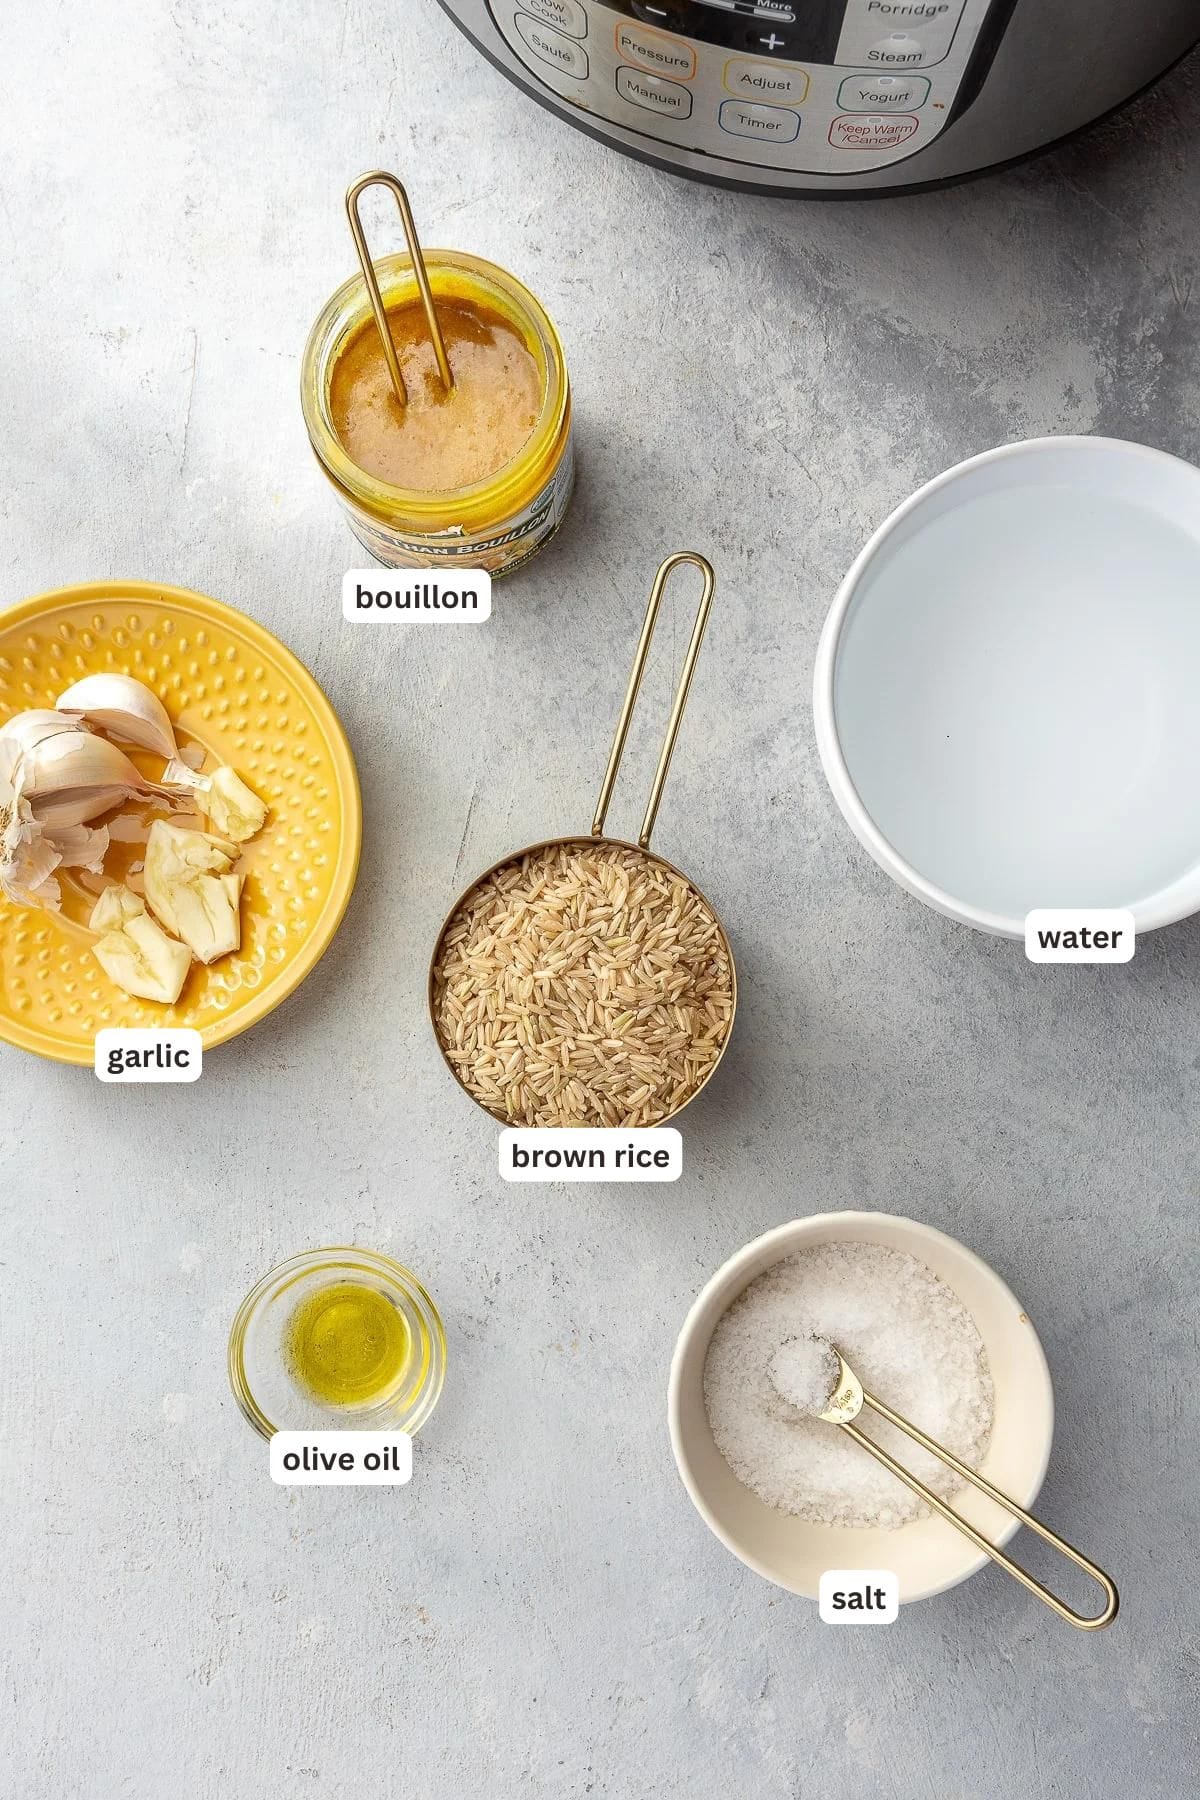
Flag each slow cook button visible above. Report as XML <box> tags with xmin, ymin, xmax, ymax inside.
<box><xmin>523</xmin><ymin>0</ymin><xmax>588</xmax><ymax>38</ymax></box>
<box><xmin>718</xmin><ymin>98</ymin><xmax>800</xmax><ymax>143</ymax></box>
<box><xmin>838</xmin><ymin>72</ymin><xmax>930</xmax><ymax>110</ymax></box>
<box><xmin>514</xmin><ymin>12</ymin><xmax>590</xmax><ymax>79</ymax></box>
<box><xmin>723</xmin><ymin>58</ymin><xmax>810</xmax><ymax>105</ymax></box>
<box><xmin>829</xmin><ymin>112</ymin><xmax>920</xmax><ymax>148</ymax></box>
<box><xmin>615</xmin><ymin>20</ymin><xmax>697</xmax><ymax>80</ymax></box>
<box><xmin>616</xmin><ymin>65</ymin><xmax>694</xmax><ymax>118</ymax></box>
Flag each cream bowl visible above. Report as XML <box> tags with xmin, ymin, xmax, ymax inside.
<box><xmin>668</xmin><ymin>1211</ymin><xmax>1054</xmax><ymax>1605</ymax></box>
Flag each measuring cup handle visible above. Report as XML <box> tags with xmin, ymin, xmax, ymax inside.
<box><xmin>847</xmin><ymin>1392</ymin><xmax>1119</xmax><ymax>1630</ymax></box>
<box><xmin>591</xmin><ymin>552</ymin><xmax>716</xmax><ymax>850</ymax></box>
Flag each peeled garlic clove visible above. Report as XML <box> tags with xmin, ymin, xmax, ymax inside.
<box><xmin>199</xmin><ymin>766</ymin><xmax>267</xmax><ymax>842</ymax></box>
<box><xmin>57</xmin><ymin>675</ymin><xmax>177</xmax><ymax>758</ymax></box>
<box><xmin>90</xmin><ymin>884</ymin><xmax>192</xmax><ymax>1005</ymax></box>
<box><xmin>144</xmin><ymin>821</ymin><xmax>241</xmax><ymax>963</ymax></box>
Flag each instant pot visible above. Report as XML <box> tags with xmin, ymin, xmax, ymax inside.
<box><xmin>436</xmin><ymin>1</ymin><xmax>1199</xmax><ymax>194</ymax></box>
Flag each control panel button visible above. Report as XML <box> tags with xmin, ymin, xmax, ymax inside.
<box><xmin>514</xmin><ymin>12</ymin><xmax>590</xmax><ymax>79</ymax></box>
<box><xmin>616</xmin><ymin>65</ymin><xmax>694</xmax><ymax>119</ymax></box>
<box><xmin>838</xmin><ymin>72</ymin><xmax>930</xmax><ymax>110</ymax></box>
<box><xmin>523</xmin><ymin>0</ymin><xmax>587</xmax><ymax>38</ymax></box>
<box><xmin>718</xmin><ymin>98</ymin><xmax>801</xmax><ymax>144</ymax></box>
<box><xmin>723</xmin><ymin>59</ymin><xmax>809</xmax><ymax>106</ymax></box>
<box><xmin>836</xmin><ymin>2</ymin><xmax>965</xmax><ymax>69</ymax></box>
<box><xmin>865</xmin><ymin>35</ymin><xmax>925</xmax><ymax>67</ymax></box>
<box><xmin>829</xmin><ymin>112</ymin><xmax>920</xmax><ymax>149</ymax></box>
<box><xmin>615</xmin><ymin>20</ymin><xmax>697</xmax><ymax>81</ymax></box>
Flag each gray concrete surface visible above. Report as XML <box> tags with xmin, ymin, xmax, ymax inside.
<box><xmin>2</xmin><ymin>4</ymin><xmax>1199</xmax><ymax>1796</ymax></box>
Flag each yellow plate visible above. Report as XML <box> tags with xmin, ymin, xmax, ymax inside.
<box><xmin>0</xmin><ymin>581</ymin><xmax>362</xmax><ymax>1065</ymax></box>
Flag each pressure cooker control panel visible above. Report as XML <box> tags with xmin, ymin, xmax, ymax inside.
<box><xmin>487</xmin><ymin>0</ymin><xmax>1001</xmax><ymax>173</ymax></box>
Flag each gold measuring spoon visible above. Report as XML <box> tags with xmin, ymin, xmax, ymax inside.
<box><xmin>769</xmin><ymin>1337</ymin><xmax>1119</xmax><ymax>1630</ymax></box>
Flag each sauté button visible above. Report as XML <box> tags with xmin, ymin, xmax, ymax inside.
<box><xmin>866</xmin><ymin>34</ymin><xmax>926</xmax><ymax>66</ymax></box>
<box><xmin>616</xmin><ymin>65</ymin><xmax>694</xmax><ymax>118</ymax></box>
<box><xmin>515</xmin><ymin>12</ymin><xmax>590</xmax><ymax>78</ymax></box>
<box><xmin>838</xmin><ymin>73</ymin><xmax>929</xmax><ymax>110</ymax></box>
<box><xmin>723</xmin><ymin>59</ymin><xmax>809</xmax><ymax>105</ymax></box>
<box><xmin>615</xmin><ymin>20</ymin><xmax>697</xmax><ymax>80</ymax></box>
<box><xmin>523</xmin><ymin>0</ymin><xmax>588</xmax><ymax>38</ymax></box>
<box><xmin>718</xmin><ymin>98</ymin><xmax>800</xmax><ymax>143</ymax></box>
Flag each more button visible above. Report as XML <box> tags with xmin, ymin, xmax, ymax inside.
<box><xmin>718</xmin><ymin>98</ymin><xmax>800</xmax><ymax>144</ymax></box>
<box><xmin>838</xmin><ymin>73</ymin><xmax>929</xmax><ymax>110</ymax></box>
<box><xmin>514</xmin><ymin>12</ymin><xmax>590</xmax><ymax>80</ymax></box>
<box><xmin>616</xmin><ymin>64</ymin><xmax>693</xmax><ymax>119</ymax></box>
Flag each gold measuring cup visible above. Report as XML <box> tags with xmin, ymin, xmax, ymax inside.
<box><xmin>428</xmin><ymin>552</ymin><xmax>736</xmax><ymax>1127</ymax></box>
<box><xmin>813</xmin><ymin>1347</ymin><xmax>1119</xmax><ymax>1630</ymax></box>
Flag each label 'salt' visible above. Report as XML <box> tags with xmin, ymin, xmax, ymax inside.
<box><xmin>94</xmin><ymin>1028</ymin><xmax>202</xmax><ymax>1082</ymax></box>
<box><xmin>819</xmin><ymin>1570</ymin><xmax>899</xmax><ymax>1623</ymax></box>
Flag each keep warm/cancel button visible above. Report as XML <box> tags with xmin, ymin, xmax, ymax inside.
<box><xmin>829</xmin><ymin>113</ymin><xmax>919</xmax><ymax>149</ymax></box>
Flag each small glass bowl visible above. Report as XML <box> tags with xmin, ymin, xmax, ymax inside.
<box><xmin>228</xmin><ymin>1247</ymin><xmax>446</xmax><ymax>1439</ymax></box>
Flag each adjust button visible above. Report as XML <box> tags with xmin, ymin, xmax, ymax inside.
<box><xmin>838</xmin><ymin>73</ymin><xmax>930</xmax><ymax>110</ymax></box>
<box><xmin>718</xmin><ymin>98</ymin><xmax>800</xmax><ymax>144</ymax></box>
<box><xmin>615</xmin><ymin>20</ymin><xmax>697</xmax><ymax>81</ymax></box>
<box><xmin>616</xmin><ymin>65</ymin><xmax>693</xmax><ymax>119</ymax></box>
<box><xmin>723</xmin><ymin>59</ymin><xmax>809</xmax><ymax>106</ymax></box>
<box><xmin>514</xmin><ymin>12</ymin><xmax>590</xmax><ymax>80</ymax></box>
<box><xmin>523</xmin><ymin>0</ymin><xmax>588</xmax><ymax>38</ymax></box>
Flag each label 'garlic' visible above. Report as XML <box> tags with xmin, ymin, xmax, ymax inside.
<box><xmin>144</xmin><ymin>822</ymin><xmax>243</xmax><ymax>963</ymax></box>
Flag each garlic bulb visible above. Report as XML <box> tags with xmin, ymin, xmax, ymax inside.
<box><xmin>5</xmin><ymin>716</ymin><xmax>187</xmax><ymax>824</ymax></box>
<box><xmin>56</xmin><ymin>675</ymin><xmax>209</xmax><ymax>792</ymax></box>
<box><xmin>0</xmin><ymin>751</ymin><xmax>109</xmax><ymax>909</ymax></box>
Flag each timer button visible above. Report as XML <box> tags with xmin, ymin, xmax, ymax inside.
<box><xmin>718</xmin><ymin>98</ymin><xmax>801</xmax><ymax>144</ymax></box>
<box><xmin>514</xmin><ymin>12</ymin><xmax>590</xmax><ymax>79</ymax></box>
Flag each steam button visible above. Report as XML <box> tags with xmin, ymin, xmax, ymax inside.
<box><xmin>866</xmin><ymin>35</ymin><xmax>927</xmax><ymax>67</ymax></box>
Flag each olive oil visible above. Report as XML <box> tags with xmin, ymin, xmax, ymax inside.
<box><xmin>286</xmin><ymin>1281</ymin><xmax>411</xmax><ymax>1408</ymax></box>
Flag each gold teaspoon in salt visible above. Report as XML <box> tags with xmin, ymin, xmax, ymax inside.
<box><xmin>768</xmin><ymin>1335</ymin><xmax>1119</xmax><ymax>1631</ymax></box>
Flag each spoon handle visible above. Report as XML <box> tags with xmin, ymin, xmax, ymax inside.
<box><xmin>839</xmin><ymin>1390</ymin><xmax>1118</xmax><ymax>1630</ymax></box>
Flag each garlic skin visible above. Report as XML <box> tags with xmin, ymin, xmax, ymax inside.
<box><xmin>90</xmin><ymin>884</ymin><xmax>192</xmax><ymax>1005</ymax></box>
<box><xmin>1</xmin><ymin>739</ymin><xmax>110</xmax><ymax>910</ymax></box>
<box><xmin>199</xmin><ymin>766</ymin><xmax>267</xmax><ymax>843</ymax></box>
<box><xmin>0</xmin><ymin>713</ymin><xmax>190</xmax><ymax>826</ymax></box>
<box><xmin>56</xmin><ymin>675</ymin><xmax>209</xmax><ymax>792</ymax></box>
<box><xmin>144</xmin><ymin>822</ymin><xmax>243</xmax><ymax>963</ymax></box>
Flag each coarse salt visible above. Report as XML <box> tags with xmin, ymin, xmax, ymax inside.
<box><xmin>703</xmin><ymin>1242</ymin><xmax>995</xmax><ymax>1530</ymax></box>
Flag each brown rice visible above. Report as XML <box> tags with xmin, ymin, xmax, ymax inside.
<box><xmin>432</xmin><ymin>841</ymin><xmax>733</xmax><ymax>1127</ymax></box>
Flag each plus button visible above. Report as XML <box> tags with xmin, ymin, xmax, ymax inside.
<box><xmin>758</xmin><ymin>32</ymin><xmax>785</xmax><ymax>52</ymax></box>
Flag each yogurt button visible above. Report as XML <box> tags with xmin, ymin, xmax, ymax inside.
<box><xmin>514</xmin><ymin>12</ymin><xmax>590</xmax><ymax>79</ymax></box>
<box><xmin>866</xmin><ymin>35</ymin><xmax>926</xmax><ymax>66</ymax></box>
<box><xmin>838</xmin><ymin>73</ymin><xmax>930</xmax><ymax>110</ymax></box>
<box><xmin>523</xmin><ymin>0</ymin><xmax>588</xmax><ymax>38</ymax></box>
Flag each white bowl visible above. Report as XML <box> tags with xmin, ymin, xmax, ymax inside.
<box><xmin>668</xmin><ymin>1212</ymin><xmax>1053</xmax><ymax>1605</ymax></box>
<box><xmin>813</xmin><ymin>437</ymin><xmax>1200</xmax><ymax>937</ymax></box>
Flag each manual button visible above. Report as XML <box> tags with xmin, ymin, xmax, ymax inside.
<box><xmin>616</xmin><ymin>65</ymin><xmax>693</xmax><ymax>118</ymax></box>
<box><xmin>838</xmin><ymin>73</ymin><xmax>930</xmax><ymax>110</ymax></box>
<box><xmin>515</xmin><ymin>12</ymin><xmax>590</xmax><ymax>79</ymax></box>
<box><xmin>718</xmin><ymin>98</ymin><xmax>800</xmax><ymax>144</ymax></box>
<box><xmin>723</xmin><ymin>59</ymin><xmax>809</xmax><ymax>105</ymax></box>
<box><xmin>615</xmin><ymin>20</ymin><xmax>697</xmax><ymax>81</ymax></box>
